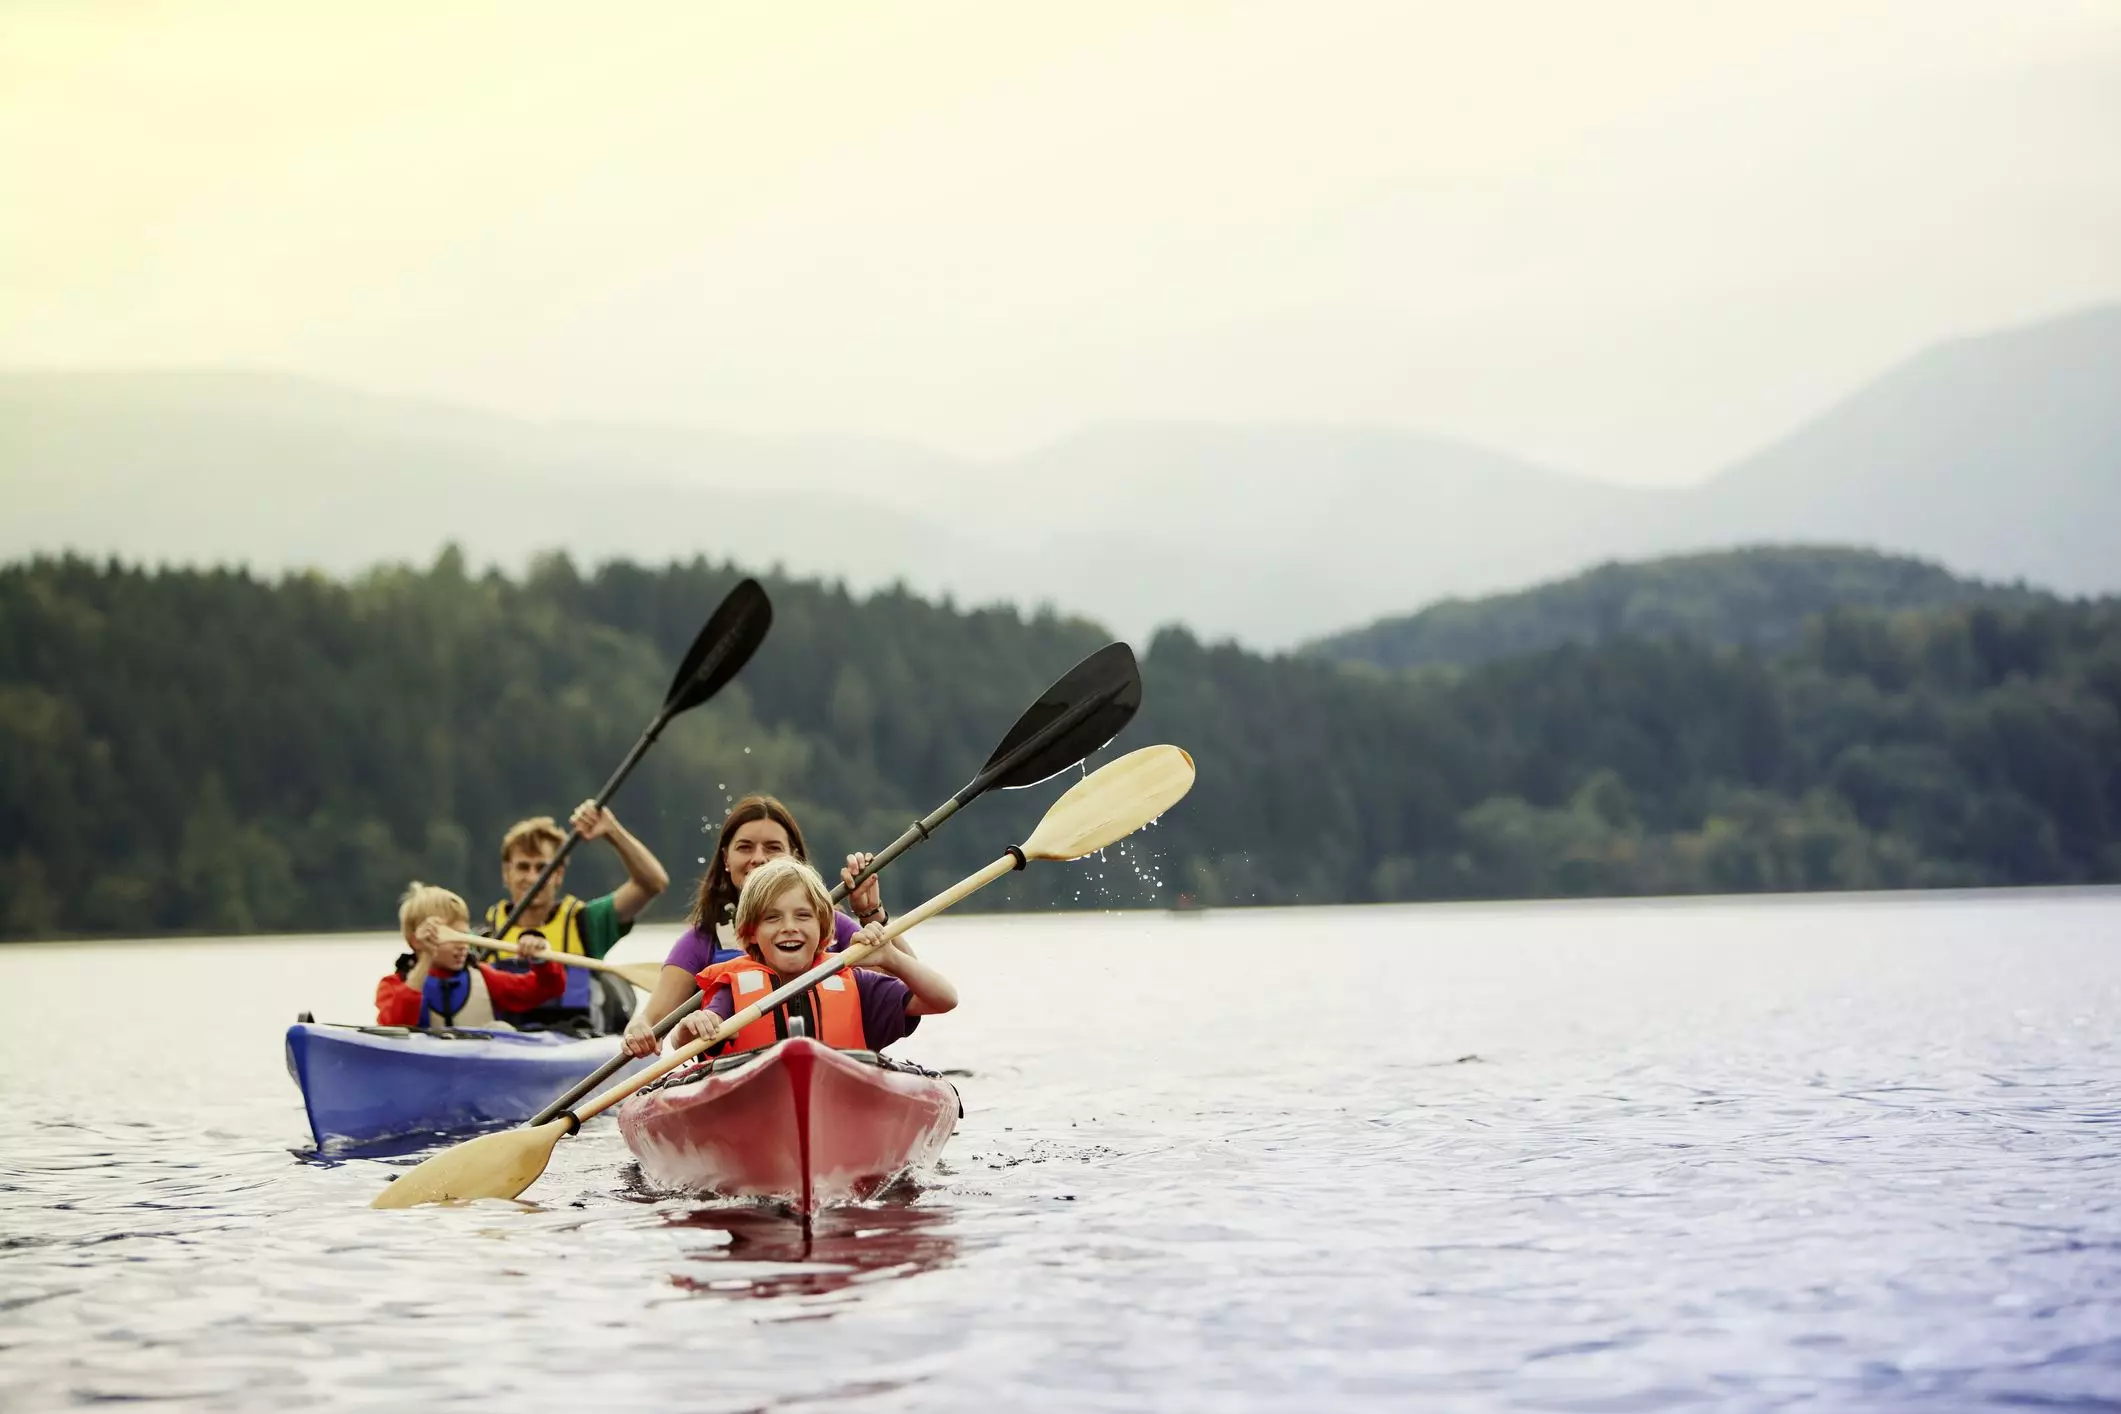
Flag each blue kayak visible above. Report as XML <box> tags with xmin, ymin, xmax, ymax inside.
<box><xmin>285</xmin><ymin>1022</ymin><xmax>647</xmax><ymax>1150</ymax></box>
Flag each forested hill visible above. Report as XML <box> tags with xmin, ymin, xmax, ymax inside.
<box><xmin>1308</xmin><ymin>547</ymin><xmax>2049</xmax><ymax>671</ymax></box>
<box><xmin>3</xmin><ymin>551</ymin><xmax>2118</xmax><ymax>939</ymax></box>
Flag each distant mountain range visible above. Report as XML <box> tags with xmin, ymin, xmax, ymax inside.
<box><xmin>1307</xmin><ymin>546</ymin><xmax>2056</xmax><ymax>671</ymax></box>
<box><xmin>3</xmin><ymin>304</ymin><xmax>2116</xmax><ymax>647</ymax></box>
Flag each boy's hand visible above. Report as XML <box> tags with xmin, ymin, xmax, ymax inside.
<box><xmin>514</xmin><ymin>933</ymin><xmax>549</xmax><ymax>963</ymax></box>
<box><xmin>571</xmin><ymin>800</ymin><xmax>614</xmax><ymax>840</ymax></box>
<box><xmin>851</xmin><ymin>921</ymin><xmax>900</xmax><ymax>971</ymax></box>
<box><xmin>670</xmin><ymin>1012</ymin><xmax>722</xmax><ymax>1048</ymax></box>
<box><xmin>413</xmin><ymin>917</ymin><xmax>444</xmax><ymax>954</ymax></box>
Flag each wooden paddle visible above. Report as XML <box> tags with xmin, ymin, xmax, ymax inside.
<box><xmin>524</xmin><ymin>640</ymin><xmax>1144</xmax><ymax>1126</ymax></box>
<box><xmin>488</xmin><ymin>577</ymin><xmax>773</xmax><ymax>940</ymax></box>
<box><xmin>370</xmin><ymin>743</ymin><xmax>1195</xmax><ymax>1209</ymax></box>
<box><xmin>428</xmin><ymin>925</ymin><xmax>664</xmax><ymax>993</ymax></box>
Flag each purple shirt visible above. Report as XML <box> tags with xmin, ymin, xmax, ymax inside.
<box><xmin>702</xmin><ymin>968</ymin><xmax>919</xmax><ymax>1051</ymax></box>
<box><xmin>664</xmin><ymin>909</ymin><xmax>860</xmax><ymax>974</ymax></box>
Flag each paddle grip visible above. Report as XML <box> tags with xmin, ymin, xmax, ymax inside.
<box><xmin>490</xmin><ymin>715</ymin><xmax>668</xmax><ymax>938</ymax></box>
<box><xmin>841</xmin><ymin>796</ymin><xmax>965</xmax><ymax>902</ymax></box>
<box><xmin>521</xmin><ymin>796</ymin><xmax>950</xmax><ymax>1127</ymax></box>
<box><xmin>556</xmin><ymin>849</ymin><xmax>1023</xmax><ymax>1128</ymax></box>
<box><xmin>456</xmin><ymin>931</ymin><xmax>637</xmax><ymax>979</ymax></box>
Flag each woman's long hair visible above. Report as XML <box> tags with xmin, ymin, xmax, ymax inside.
<box><xmin>688</xmin><ymin>794</ymin><xmax>810</xmax><ymax>933</ymax></box>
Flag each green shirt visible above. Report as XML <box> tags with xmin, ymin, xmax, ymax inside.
<box><xmin>576</xmin><ymin>892</ymin><xmax>633</xmax><ymax>959</ymax></box>
<box><xmin>483</xmin><ymin>892</ymin><xmax>633</xmax><ymax>959</ymax></box>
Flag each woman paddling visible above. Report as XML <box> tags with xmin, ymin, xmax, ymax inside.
<box><xmin>668</xmin><ymin>856</ymin><xmax>955</xmax><ymax>1056</ymax></box>
<box><xmin>619</xmin><ymin>795</ymin><xmax>891</xmax><ymax>1057</ymax></box>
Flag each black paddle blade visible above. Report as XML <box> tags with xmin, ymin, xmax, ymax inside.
<box><xmin>976</xmin><ymin>641</ymin><xmax>1142</xmax><ymax>793</ymax></box>
<box><xmin>663</xmin><ymin>578</ymin><xmax>773</xmax><ymax>716</ymax></box>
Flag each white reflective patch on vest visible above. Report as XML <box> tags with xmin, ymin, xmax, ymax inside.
<box><xmin>736</xmin><ymin>971</ymin><xmax>767</xmax><ymax>994</ymax></box>
<box><xmin>821</xmin><ymin>975</ymin><xmax>846</xmax><ymax>991</ymax></box>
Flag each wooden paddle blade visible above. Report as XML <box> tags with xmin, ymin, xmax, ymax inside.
<box><xmin>663</xmin><ymin>578</ymin><xmax>773</xmax><ymax>716</ymax></box>
<box><xmin>367</xmin><ymin>1118</ymin><xmax>571</xmax><ymax>1209</ymax></box>
<box><xmin>976</xmin><ymin>642</ymin><xmax>1142</xmax><ymax>793</ymax></box>
<box><xmin>1021</xmin><ymin>745</ymin><xmax>1195</xmax><ymax>861</ymax></box>
<box><xmin>611</xmin><ymin>960</ymin><xmax>664</xmax><ymax>992</ymax></box>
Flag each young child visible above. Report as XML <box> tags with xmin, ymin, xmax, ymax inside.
<box><xmin>376</xmin><ymin>882</ymin><xmax>564</xmax><ymax>1030</ymax></box>
<box><xmin>668</xmin><ymin>856</ymin><xmax>955</xmax><ymax>1056</ymax></box>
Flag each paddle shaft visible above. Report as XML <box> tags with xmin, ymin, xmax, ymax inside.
<box><xmin>490</xmin><ymin>711</ymin><xmax>673</xmax><ymax>939</ymax></box>
<box><xmin>645</xmin><ymin>685</ymin><xmax>1103</xmax><ymax>1014</ymax></box>
<box><xmin>446</xmin><ymin>929</ymin><xmax>647</xmax><ymax>983</ymax></box>
<box><xmin>525</xmin><ymin>759</ymin><xmax>1009</xmax><ymax>1123</ymax></box>
<box><xmin>563</xmin><ymin>851</ymin><xmax>1022</xmax><ymax>1127</ymax></box>
<box><xmin>368</xmin><ymin>746</ymin><xmax>1189</xmax><ymax>1210</ymax></box>
<box><xmin>525</xmin><ymin>865</ymin><xmax>859</xmax><ymax>1125</ymax></box>
<box><xmin>526</xmin><ymin>656</ymin><xmax>1130</xmax><ymax>1125</ymax></box>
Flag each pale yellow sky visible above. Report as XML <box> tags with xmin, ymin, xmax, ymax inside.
<box><xmin>4</xmin><ymin>0</ymin><xmax>2117</xmax><ymax>483</ymax></box>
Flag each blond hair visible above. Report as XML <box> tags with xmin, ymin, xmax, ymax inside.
<box><xmin>500</xmin><ymin>815</ymin><xmax>566</xmax><ymax>863</ymax></box>
<box><xmin>733</xmin><ymin>856</ymin><xmax>834</xmax><ymax>958</ymax></box>
<box><xmin>398</xmin><ymin>880</ymin><xmax>470</xmax><ymax>940</ymax></box>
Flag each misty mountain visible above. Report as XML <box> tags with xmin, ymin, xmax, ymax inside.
<box><xmin>1683</xmin><ymin>304</ymin><xmax>2121</xmax><ymax>593</ymax></box>
<box><xmin>1307</xmin><ymin>546</ymin><xmax>2055</xmax><ymax>671</ymax></box>
<box><xmin>3</xmin><ymin>305</ymin><xmax>2115</xmax><ymax>646</ymax></box>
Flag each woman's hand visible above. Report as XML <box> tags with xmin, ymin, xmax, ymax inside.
<box><xmin>670</xmin><ymin>1011</ymin><xmax>723</xmax><ymax>1049</ymax></box>
<box><xmin>621</xmin><ymin>1015</ymin><xmax>661</xmax><ymax>1058</ymax></box>
<box><xmin>843</xmin><ymin>852</ymin><xmax>884</xmax><ymax>925</ymax></box>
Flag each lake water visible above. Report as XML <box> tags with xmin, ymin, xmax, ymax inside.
<box><xmin>2</xmin><ymin>891</ymin><xmax>2118</xmax><ymax>1411</ymax></box>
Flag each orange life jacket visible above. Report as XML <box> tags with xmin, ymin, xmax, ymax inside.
<box><xmin>693</xmin><ymin>956</ymin><xmax>866</xmax><ymax>1053</ymax></box>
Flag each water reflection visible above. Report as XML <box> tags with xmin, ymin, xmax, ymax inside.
<box><xmin>659</xmin><ymin>1201</ymin><xmax>959</xmax><ymax>1301</ymax></box>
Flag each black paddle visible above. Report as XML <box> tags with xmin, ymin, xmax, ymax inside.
<box><xmin>490</xmin><ymin>578</ymin><xmax>774</xmax><ymax>940</ymax></box>
<box><xmin>525</xmin><ymin>639</ymin><xmax>1141</xmax><ymax>1125</ymax></box>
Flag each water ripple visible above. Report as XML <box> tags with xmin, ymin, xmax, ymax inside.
<box><xmin>3</xmin><ymin>899</ymin><xmax>2120</xmax><ymax>1410</ymax></box>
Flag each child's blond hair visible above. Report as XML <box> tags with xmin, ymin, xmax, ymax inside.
<box><xmin>398</xmin><ymin>881</ymin><xmax>470</xmax><ymax>941</ymax></box>
<box><xmin>733</xmin><ymin>856</ymin><xmax>835</xmax><ymax>958</ymax></box>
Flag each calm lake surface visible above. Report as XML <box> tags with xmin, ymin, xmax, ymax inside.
<box><xmin>2</xmin><ymin>892</ymin><xmax>2118</xmax><ymax>1411</ymax></box>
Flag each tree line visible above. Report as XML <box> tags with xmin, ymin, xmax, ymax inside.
<box><xmin>2</xmin><ymin>550</ymin><xmax>2115</xmax><ymax>939</ymax></box>
<box><xmin>1308</xmin><ymin>545</ymin><xmax>2047</xmax><ymax>670</ymax></box>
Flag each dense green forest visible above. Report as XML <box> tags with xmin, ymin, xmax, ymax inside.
<box><xmin>1309</xmin><ymin>546</ymin><xmax>2046</xmax><ymax>670</ymax></box>
<box><xmin>3</xmin><ymin>550</ymin><xmax>2117</xmax><ymax>939</ymax></box>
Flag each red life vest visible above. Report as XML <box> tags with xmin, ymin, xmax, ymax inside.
<box><xmin>693</xmin><ymin>956</ymin><xmax>866</xmax><ymax>1052</ymax></box>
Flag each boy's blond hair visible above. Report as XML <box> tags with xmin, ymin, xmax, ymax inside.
<box><xmin>733</xmin><ymin>856</ymin><xmax>835</xmax><ymax>958</ymax></box>
<box><xmin>500</xmin><ymin>815</ymin><xmax>567</xmax><ymax>863</ymax></box>
<box><xmin>398</xmin><ymin>880</ymin><xmax>470</xmax><ymax>941</ymax></box>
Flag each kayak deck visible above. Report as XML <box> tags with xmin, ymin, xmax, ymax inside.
<box><xmin>286</xmin><ymin>1022</ymin><xmax>642</xmax><ymax>1151</ymax></box>
<box><xmin>617</xmin><ymin>1036</ymin><xmax>959</xmax><ymax>1212</ymax></box>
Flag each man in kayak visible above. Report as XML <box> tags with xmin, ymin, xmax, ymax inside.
<box><xmin>482</xmin><ymin>801</ymin><xmax>670</xmax><ymax>1034</ymax></box>
<box><xmin>377</xmin><ymin>883</ymin><xmax>564</xmax><ymax>1029</ymax></box>
<box><xmin>668</xmin><ymin>856</ymin><xmax>955</xmax><ymax>1056</ymax></box>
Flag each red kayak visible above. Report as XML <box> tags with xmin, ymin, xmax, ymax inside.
<box><xmin>616</xmin><ymin>1037</ymin><xmax>960</xmax><ymax>1212</ymax></box>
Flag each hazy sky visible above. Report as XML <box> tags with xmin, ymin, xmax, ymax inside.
<box><xmin>4</xmin><ymin>1</ymin><xmax>2117</xmax><ymax>484</ymax></box>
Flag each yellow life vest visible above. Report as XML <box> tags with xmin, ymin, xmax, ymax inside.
<box><xmin>482</xmin><ymin>894</ymin><xmax>592</xmax><ymax>1014</ymax></box>
<box><xmin>483</xmin><ymin>894</ymin><xmax>587</xmax><ymax>954</ymax></box>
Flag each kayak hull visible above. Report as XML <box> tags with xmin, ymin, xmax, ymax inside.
<box><xmin>285</xmin><ymin>1022</ymin><xmax>644</xmax><ymax>1150</ymax></box>
<box><xmin>617</xmin><ymin>1037</ymin><xmax>958</xmax><ymax>1212</ymax></box>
